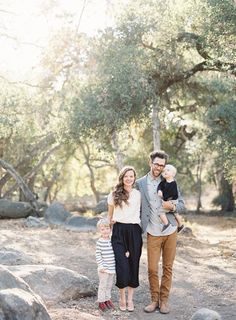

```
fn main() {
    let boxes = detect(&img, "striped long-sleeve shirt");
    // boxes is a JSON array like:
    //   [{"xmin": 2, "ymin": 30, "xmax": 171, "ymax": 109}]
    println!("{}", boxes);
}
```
[{"xmin": 95, "ymin": 238, "xmax": 116, "ymax": 274}]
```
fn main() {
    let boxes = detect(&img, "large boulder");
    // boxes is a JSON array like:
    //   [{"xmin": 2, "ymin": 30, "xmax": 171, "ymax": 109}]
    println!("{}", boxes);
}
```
[
  {"xmin": 0, "ymin": 265, "xmax": 51, "ymax": 320},
  {"xmin": 94, "ymin": 199, "xmax": 108, "ymax": 214},
  {"xmin": 0, "ymin": 199, "xmax": 33, "ymax": 219},
  {"xmin": 24, "ymin": 216, "xmax": 49, "ymax": 228},
  {"xmin": 0, "ymin": 247, "xmax": 34, "ymax": 265},
  {"xmin": 64, "ymin": 215, "xmax": 99, "ymax": 231},
  {"xmin": 191, "ymin": 308, "xmax": 221, "ymax": 320},
  {"xmin": 9, "ymin": 265, "xmax": 96, "ymax": 305},
  {"xmin": 44, "ymin": 202, "xmax": 72, "ymax": 225}
]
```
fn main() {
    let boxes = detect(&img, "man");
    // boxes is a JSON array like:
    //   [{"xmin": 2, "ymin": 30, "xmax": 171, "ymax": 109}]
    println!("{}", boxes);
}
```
[{"xmin": 136, "ymin": 150, "xmax": 185, "ymax": 314}]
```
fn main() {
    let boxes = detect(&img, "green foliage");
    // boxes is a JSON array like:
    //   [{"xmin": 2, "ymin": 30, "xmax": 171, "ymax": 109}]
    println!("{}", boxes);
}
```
[
  {"xmin": 69, "ymin": 31, "xmax": 153, "ymax": 145},
  {"xmin": 0, "ymin": 84, "xmax": 40, "ymax": 161},
  {"xmin": 67, "ymin": 0, "xmax": 236, "ymax": 202},
  {"xmin": 206, "ymin": 99, "xmax": 236, "ymax": 181},
  {"xmin": 0, "ymin": 0, "xmax": 235, "ymax": 208}
]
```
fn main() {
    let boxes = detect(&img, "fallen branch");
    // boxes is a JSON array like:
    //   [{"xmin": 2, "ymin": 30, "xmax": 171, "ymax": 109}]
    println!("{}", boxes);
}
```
[{"xmin": 0, "ymin": 159, "xmax": 40, "ymax": 216}]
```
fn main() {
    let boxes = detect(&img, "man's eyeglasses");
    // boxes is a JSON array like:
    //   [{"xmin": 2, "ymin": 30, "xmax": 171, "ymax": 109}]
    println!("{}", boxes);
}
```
[{"xmin": 152, "ymin": 162, "xmax": 165, "ymax": 168}]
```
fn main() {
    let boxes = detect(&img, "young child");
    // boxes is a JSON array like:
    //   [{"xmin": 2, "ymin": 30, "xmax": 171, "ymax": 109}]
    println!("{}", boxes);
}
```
[
  {"xmin": 157, "ymin": 164, "xmax": 184, "ymax": 233},
  {"xmin": 95, "ymin": 218, "xmax": 116, "ymax": 312}
]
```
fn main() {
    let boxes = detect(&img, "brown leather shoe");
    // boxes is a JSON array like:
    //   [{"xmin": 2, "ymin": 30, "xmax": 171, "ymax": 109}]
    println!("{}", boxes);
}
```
[
  {"xmin": 144, "ymin": 301, "xmax": 159, "ymax": 313},
  {"xmin": 160, "ymin": 301, "xmax": 170, "ymax": 314}
]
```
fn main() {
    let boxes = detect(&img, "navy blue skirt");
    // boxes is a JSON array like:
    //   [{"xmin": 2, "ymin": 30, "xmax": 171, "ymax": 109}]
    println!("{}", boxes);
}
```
[{"xmin": 111, "ymin": 222, "xmax": 142, "ymax": 289}]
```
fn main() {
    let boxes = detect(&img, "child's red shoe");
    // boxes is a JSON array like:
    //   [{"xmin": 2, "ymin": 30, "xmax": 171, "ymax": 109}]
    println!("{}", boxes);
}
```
[
  {"xmin": 98, "ymin": 302, "xmax": 107, "ymax": 312},
  {"xmin": 105, "ymin": 300, "xmax": 115, "ymax": 309}
]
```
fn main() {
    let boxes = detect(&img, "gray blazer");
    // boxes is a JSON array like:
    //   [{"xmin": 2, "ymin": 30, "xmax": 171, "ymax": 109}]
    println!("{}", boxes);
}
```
[{"xmin": 136, "ymin": 174, "xmax": 186, "ymax": 233}]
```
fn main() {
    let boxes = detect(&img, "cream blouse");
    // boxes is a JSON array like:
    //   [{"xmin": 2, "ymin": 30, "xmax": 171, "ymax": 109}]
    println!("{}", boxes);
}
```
[{"xmin": 107, "ymin": 189, "xmax": 141, "ymax": 224}]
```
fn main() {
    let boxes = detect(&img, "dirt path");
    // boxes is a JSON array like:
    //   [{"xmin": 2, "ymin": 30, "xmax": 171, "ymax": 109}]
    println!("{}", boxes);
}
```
[{"xmin": 1, "ymin": 214, "xmax": 236, "ymax": 320}]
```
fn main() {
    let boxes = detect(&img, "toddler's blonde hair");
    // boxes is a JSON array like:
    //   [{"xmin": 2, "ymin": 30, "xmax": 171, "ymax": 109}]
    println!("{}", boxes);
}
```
[
  {"xmin": 97, "ymin": 217, "xmax": 110, "ymax": 228},
  {"xmin": 165, "ymin": 164, "xmax": 177, "ymax": 177}
]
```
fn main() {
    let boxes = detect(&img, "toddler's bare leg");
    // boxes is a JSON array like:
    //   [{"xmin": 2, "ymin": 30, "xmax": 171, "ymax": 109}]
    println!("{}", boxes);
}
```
[{"xmin": 175, "ymin": 213, "xmax": 182, "ymax": 226}]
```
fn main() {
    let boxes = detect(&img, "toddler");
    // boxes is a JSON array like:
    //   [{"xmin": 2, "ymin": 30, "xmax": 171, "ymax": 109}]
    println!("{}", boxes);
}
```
[
  {"xmin": 157, "ymin": 164, "xmax": 184, "ymax": 233},
  {"xmin": 95, "ymin": 218, "xmax": 116, "ymax": 312}
]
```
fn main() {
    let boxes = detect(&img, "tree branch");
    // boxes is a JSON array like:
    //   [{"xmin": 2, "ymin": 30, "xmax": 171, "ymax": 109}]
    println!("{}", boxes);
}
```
[
  {"xmin": 0, "ymin": 159, "xmax": 40, "ymax": 215},
  {"xmin": 3, "ymin": 144, "xmax": 61, "ymax": 198},
  {"xmin": 0, "ymin": 133, "xmax": 56, "ymax": 192},
  {"xmin": 148, "ymin": 31, "xmax": 236, "ymax": 94},
  {"xmin": 0, "ymin": 75, "xmax": 51, "ymax": 89},
  {"xmin": 177, "ymin": 32, "xmax": 211, "ymax": 60},
  {"xmin": 154, "ymin": 60, "xmax": 236, "ymax": 94}
]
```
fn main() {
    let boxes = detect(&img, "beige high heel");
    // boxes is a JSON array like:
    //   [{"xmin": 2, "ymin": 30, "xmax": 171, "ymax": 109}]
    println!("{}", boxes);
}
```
[
  {"xmin": 119, "ymin": 299, "xmax": 126, "ymax": 311},
  {"xmin": 127, "ymin": 300, "xmax": 134, "ymax": 312}
]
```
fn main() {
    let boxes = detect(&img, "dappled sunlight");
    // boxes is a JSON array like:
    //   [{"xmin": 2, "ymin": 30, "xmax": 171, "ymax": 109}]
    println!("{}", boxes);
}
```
[
  {"xmin": 187, "ymin": 214, "xmax": 236, "ymax": 245},
  {"xmin": 0, "ymin": 213, "xmax": 235, "ymax": 319}
]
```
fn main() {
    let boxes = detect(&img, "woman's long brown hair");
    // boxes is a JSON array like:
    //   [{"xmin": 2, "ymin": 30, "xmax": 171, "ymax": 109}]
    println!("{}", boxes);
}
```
[{"xmin": 112, "ymin": 166, "xmax": 136, "ymax": 208}]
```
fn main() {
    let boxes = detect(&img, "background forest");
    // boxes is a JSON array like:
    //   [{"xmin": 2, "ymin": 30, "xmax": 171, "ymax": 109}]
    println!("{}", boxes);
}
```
[{"xmin": 0, "ymin": 0, "xmax": 235, "ymax": 214}]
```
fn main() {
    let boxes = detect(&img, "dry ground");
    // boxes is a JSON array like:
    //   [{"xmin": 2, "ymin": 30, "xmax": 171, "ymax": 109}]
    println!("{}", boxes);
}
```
[{"xmin": 0, "ymin": 213, "xmax": 236, "ymax": 320}]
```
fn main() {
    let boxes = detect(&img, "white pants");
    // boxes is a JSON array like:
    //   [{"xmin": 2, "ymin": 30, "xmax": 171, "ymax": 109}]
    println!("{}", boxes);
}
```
[{"xmin": 97, "ymin": 271, "xmax": 114, "ymax": 302}]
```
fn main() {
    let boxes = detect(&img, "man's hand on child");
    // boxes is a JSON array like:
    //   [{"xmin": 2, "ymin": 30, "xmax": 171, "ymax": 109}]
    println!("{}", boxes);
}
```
[{"xmin": 162, "ymin": 200, "xmax": 175, "ymax": 211}]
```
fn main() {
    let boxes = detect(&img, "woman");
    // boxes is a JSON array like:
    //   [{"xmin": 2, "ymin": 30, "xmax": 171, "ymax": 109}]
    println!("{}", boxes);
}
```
[{"xmin": 107, "ymin": 166, "xmax": 142, "ymax": 312}]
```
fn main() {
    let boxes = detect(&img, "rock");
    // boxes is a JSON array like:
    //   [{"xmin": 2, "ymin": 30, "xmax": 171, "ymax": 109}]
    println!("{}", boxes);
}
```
[
  {"xmin": 181, "ymin": 226, "xmax": 193, "ymax": 236},
  {"xmin": 37, "ymin": 201, "xmax": 48, "ymax": 217},
  {"xmin": 44, "ymin": 202, "xmax": 72, "ymax": 225},
  {"xmin": 0, "ymin": 247, "xmax": 34, "ymax": 265},
  {"xmin": 0, "ymin": 265, "xmax": 51, "ymax": 320},
  {"xmin": 191, "ymin": 308, "xmax": 221, "ymax": 320},
  {"xmin": 94, "ymin": 199, "xmax": 108, "ymax": 214},
  {"xmin": 24, "ymin": 216, "xmax": 49, "ymax": 228},
  {"xmin": 44, "ymin": 201, "xmax": 99, "ymax": 231},
  {"xmin": 0, "ymin": 288, "xmax": 51, "ymax": 320},
  {"xmin": 65, "ymin": 215, "xmax": 99, "ymax": 231},
  {"xmin": 9, "ymin": 265, "xmax": 96, "ymax": 306},
  {"xmin": 0, "ymin": 199, "xmax": 33, "ymax": 219}
]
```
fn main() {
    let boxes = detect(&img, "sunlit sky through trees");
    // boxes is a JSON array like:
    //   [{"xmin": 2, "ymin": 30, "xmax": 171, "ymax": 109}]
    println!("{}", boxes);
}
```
[{"xmin": 0, "ymin": 0, "xmax": 123, "ymax": 80}]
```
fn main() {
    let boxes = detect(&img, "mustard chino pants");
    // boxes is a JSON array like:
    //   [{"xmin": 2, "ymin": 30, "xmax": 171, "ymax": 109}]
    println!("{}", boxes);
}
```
[{"xmin": 147, "ymin": 231, "xmax": 177, "ymax": 303}]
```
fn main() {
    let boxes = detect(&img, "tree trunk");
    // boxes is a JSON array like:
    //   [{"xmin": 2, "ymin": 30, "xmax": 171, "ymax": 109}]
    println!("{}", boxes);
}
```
[
  {"xmin": 0, "ymin": 134, "xmax": 56, "ymax": 196},
  {"xmin": 3, "ymin": 145, "xmax": 61, "ymax": 198},
  {"xmin": 196, "ymin": 156, "xmax": 203, "ymax": 213},
  {"xmin": 219, "ymin": 174, "xmax": 235, "ymax": 212},
  {"xmin": 79, "ymin": 143, "xmax": 100, "ymax": 204},
  {"xmin": 0, "ymin": 159, "xmax": 39, "ymax": 215},
  {"xmin": 19, "ymin": 176, "xmax": 36, "ymax": 202},
  {"xmin": 111, "ymin": 131, "xmax": 124, "ymax": 171},
  {"xmin": 43, "ymin": 172, "xmax": 60, "ymax": 203},
  {"xmin": 151, "ymin": 100, "xmax": 161, "ymax": 150}
]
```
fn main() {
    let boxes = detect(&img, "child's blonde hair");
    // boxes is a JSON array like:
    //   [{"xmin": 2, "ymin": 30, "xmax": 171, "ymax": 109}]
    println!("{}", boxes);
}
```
[
  {"xmin": 97, "ymin": 217, "xmax": 110, "ymax": 229},
  {"xmin": 165, "ymin": 164, "xmax": 177, "ymax": 177}
]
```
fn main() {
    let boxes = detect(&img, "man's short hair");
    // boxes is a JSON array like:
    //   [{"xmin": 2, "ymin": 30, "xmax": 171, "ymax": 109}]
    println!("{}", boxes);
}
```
[{"xmin": 149, "ymin": 150, "xmax": 168, "ymax": 163}]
